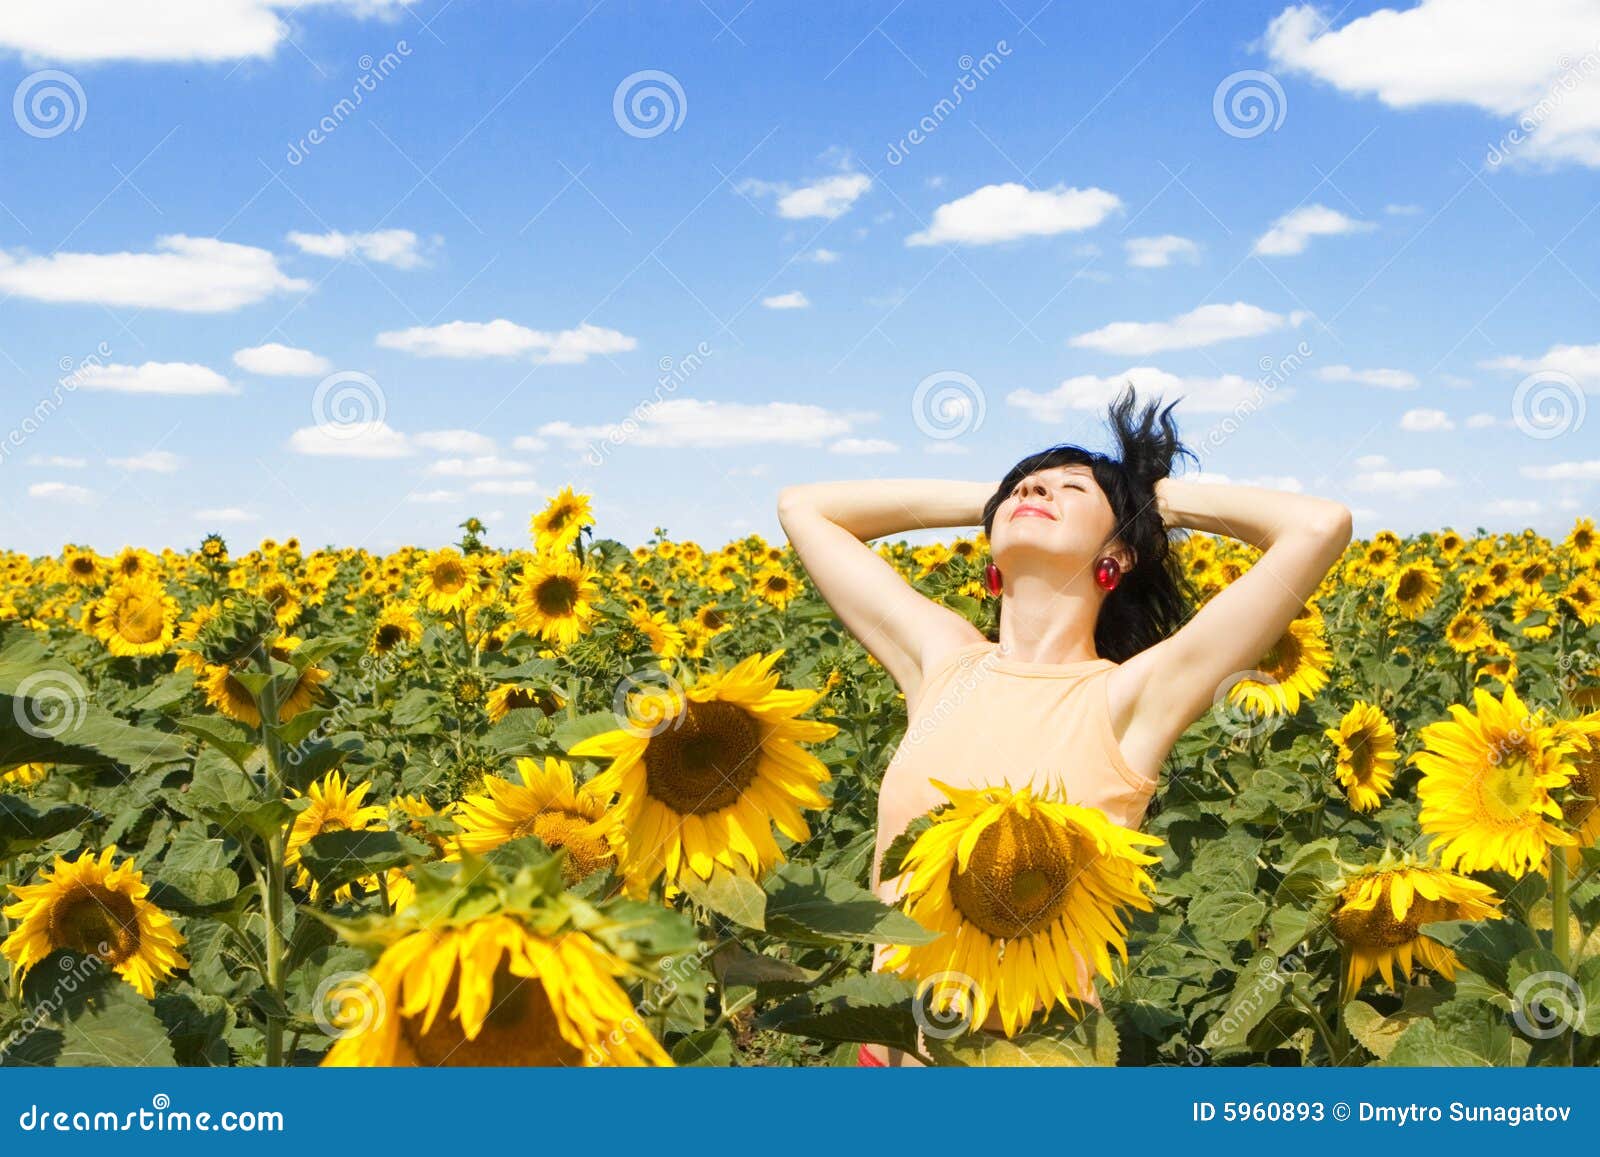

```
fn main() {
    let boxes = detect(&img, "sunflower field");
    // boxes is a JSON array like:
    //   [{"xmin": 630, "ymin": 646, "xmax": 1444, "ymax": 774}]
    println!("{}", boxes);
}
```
[{"xmin": 2, "ymin": 491, "xmax": 1599, "ymax": 1068}]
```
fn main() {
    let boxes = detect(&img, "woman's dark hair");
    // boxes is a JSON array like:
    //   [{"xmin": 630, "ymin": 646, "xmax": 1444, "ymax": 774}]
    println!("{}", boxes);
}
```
[{"xmin": 981, "ymin": 387, "xmax": 1194, "ymax": 662}]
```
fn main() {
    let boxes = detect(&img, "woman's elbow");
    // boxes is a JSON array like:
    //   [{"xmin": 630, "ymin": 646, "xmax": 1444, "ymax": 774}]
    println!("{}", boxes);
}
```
[{"xmin": 1315, "ymin": 502, "xmax": 1353, "ymax": 554}]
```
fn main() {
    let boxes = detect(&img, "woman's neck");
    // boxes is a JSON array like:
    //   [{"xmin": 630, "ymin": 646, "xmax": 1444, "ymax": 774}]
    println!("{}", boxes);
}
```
[{"xmin": 994, "ymin": 573, "xmax": 1101, "ymax": 664}]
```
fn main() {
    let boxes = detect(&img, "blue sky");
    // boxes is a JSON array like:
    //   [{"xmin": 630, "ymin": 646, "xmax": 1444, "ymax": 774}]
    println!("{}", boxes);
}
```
[{"xmin": 0, "ymin": 0, "xmax": 1595, "ymax": 556}]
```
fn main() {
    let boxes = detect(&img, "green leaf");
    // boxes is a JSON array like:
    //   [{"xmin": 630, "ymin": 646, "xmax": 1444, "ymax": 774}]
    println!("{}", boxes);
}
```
[
  {"xmin": 556, "ymin": 710, "xmax": 624, "ymax": 753},
  {"xmin": 680, "ymin": 871, "xmax": 767, "ymax": 930},
  {"xmin": 1344, "ymin": 988, "xmax": 1448, "ymax": 1061},
  {"xmin": 670, "ymin": 1028, "xmax": 733, "ymax": 1066},
  {"xmin": 13, "ymin": 954, "xmax": 176, "ymax": 1067},
  {"xmin": 708, "ymin": 941, "xmax": 815, "ymax": 1000},
  {"xmin": 758, "ymin": 973, "xmax": 921, "ymax": 1053},
  {"xmin": 299, "ymin": 829, "xmax": 430, "ymax": 892},
  {"xmin": 1201, "ymin": 950, "xmax": 1295, "ymax": 1051},
  {"xmin": 175, "ymin": 715, "xmax": 256, "ymax": 769},
  {"xmin": 1384, "ymin": 998, "xmax": 1530, "ymax": 1067},
  {"xmin": 763, "ymin": 863, "xmax": 936, "ymax": 947},
  {"xmin": 0, "ymin": 795, "xmax": 97, "ymax": 858},
  {"xmin": 390, "ymin": 688, "xmax": 445, "ymax": 729},
  {"xmin": 928, "ymin": 1010, "xmax": 1121, "ymax": 1067},
  {"xmin": 878, "ymin": 814, "xmax": 931, "ymax": 882},
  {"xmin": 1187, "ymin": 889, "xmax": 1268, "ymax": 948}
]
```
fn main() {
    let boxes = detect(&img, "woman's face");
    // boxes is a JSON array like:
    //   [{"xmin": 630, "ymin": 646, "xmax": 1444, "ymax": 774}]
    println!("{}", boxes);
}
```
[{"xmin": 989, "ymin": 464, "xmax": 1119, "ymax": 574}]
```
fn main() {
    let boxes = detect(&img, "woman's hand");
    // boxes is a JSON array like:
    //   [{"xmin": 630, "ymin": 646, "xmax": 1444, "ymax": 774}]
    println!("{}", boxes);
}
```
[
  {"xmin": 1108, "ymin": 477, "xmax": 1353, "ymax": 773},
  {"xmin": 777, "ymin": 480, "xmax": 990, "ymax": 701}
]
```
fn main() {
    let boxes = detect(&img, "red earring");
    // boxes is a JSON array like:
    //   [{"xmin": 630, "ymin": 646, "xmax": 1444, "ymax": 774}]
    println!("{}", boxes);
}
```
[
  {"xmin": 983, "ymin": 563, "xmax": 1003, "ymax": 596},
  {"xmin": 1094, "ymin": 556, "xmax": 1122, "ymax": 591}
]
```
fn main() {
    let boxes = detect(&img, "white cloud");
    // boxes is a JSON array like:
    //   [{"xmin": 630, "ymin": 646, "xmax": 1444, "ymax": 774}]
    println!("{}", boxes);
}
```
[
  {"xmin": 1008, "ymin": 366, "xmax": 1287, "ymax": 422},
  {"xmin": 1317, "ymin": 364, "xmax": 1419, "ymax": 389},
  {"xmin": 29, "ymin": 481, "xmax": 92, "ymax": 502},
  {"xmin": 287, "ymin": 229, "xmax": 428, "ymax": 269},
  {"xmin": 1486, "ymin": 498, "xmax": 1543, "ymax": 517},
  {"xmin": 762, "ymin": 291, "xmax": 810, "ymax": 310},
  {"xmin": 804, "ymin": 248, "xmax": 841, "ymax": 264},
  {"xmin": 1400, "ymin": 408, "xmax": 1455, "ymax": 432},
  {"xmin": 740, "ymin": 173, "xmax": 873, "ymax": 220},
  {"xmin": 829, "ymin": 437, "xmax": 898, "ymax": 455},
  {"xmin": 0, "ymin": 1, "xmax": 409, "ymax": 63},
  {"xmin": 195, "ymin": 507, "xmax": 257, "ymax": 523},
  {"xmin": 540, "ymin": 399, "xmax": 857, "ymax": 449},
  {"xmin": 1125, "ymin": 235, "xmax": 1200, "ymax": 268},
  {"xmin": 1264, "ymin": 0, "xmax": 1600, "ymax": 169},
  {"xmin": 1190, "ymin": 473, "xmax": 1305, "ymax": 491},
  {"xmin": 1355, "ymin": 453, "xmax": 1389, "ymax": 470},
  {"xmin": 1483, "ymin": 342, "xmax": 1600, "ymax": 388},
  {"xmin": 232, "ymin": 343, "xmax": 332, "ymax": 377},
  {"xmin": 0, "ymin": 236, "xmax": 307, "ymax": 312},
  {"xmin": 27, "ymin": 455, "xmax": 85, "ymax": 468},
  {"xmin": 1069, "ymin": 302, "xmax": 1294, "ymax": 355},
  {"xmin": 406, "ymin": 490, "xmax": 461, "ymax": 504},
  {"xmin": 469, "ymin": 479, "xmax": 541, "ymax": 495},
  {"xmin": 110, "ymin": 450, "xmax": 182, "ymax": 472},
  {"xmin": 907, "ymin": 183, "xmax": 1122, "ymax": 246},
  {"xmin": 1253, "ymin": 204, "xmax": 1374, "ymax": 256},
  {"xmin": 287, "ymin": 421, "xmax": 412, "ymax": 458},
  {"xmin": 1523, "ymin": 460, "xmax": 1600, "ymax": 481},
  {"xmin": 426, "ymin": 456, "xmax": 531, "ymax": 478},
  {"xmin": 376, "ymin": 319, "xmax": 636, "ymax": 364},
  {"xmin": 512, "ymin": 435, "xmax": 547, "ymax": 452},
  {"xmin": 1466, "ymin": 412, "xmax": 1501, "ymax": 429},
  {"xmin": 1350, "ymin": 464, "xmax": 1455, "ymax": 494},
  {"xmin": 412, "ymin": 429, "xmax": 496, "ymax": 455},
  {"xmin": 76, "ymin": 362, "xmax": 236, "ymax": 396}
]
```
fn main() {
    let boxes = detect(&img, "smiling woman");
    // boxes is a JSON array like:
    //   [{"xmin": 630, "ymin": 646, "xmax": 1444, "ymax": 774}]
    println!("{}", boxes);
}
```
[{"xmin": 777, "ymin": 388, "xmax": 1354, "ymax": 1063}]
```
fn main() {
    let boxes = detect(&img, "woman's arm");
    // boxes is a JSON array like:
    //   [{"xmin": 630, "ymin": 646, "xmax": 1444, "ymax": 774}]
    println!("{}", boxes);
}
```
[
  {"xmin": 777, "ymin": 480, "xmax": 990, "ymax": 698},
  {"xmin": 1109, "ymin": 478, "xmax": 1353, "ymax": 772}
]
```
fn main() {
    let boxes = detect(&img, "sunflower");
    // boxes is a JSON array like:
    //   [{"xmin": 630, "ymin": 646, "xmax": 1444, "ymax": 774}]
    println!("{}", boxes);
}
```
[
  {"xmin": 1386, "ymin": 559, "xmax": 1442, "ymax": 620},
  {"xmin": 752, "ymin": 567, "xmax": 800, "ymax": 610},
  {"xmin": 513, "ymin": 551, "xmax": 599, "ymax": 645},
  {"xmin": 453, "ymin": 757, "xmax": 617, "ymax": 883},
  {"xmin": 530, "ymin": 486, "xmax": 593, "ymax": 554},
  {"xmin": 1359, "ymin": 539, "xmax": 1400, "ymax": 578},
  {"xmin": 1227, "ymin": 615, "xmax": 1331, "ymax": 717},
  {"xmin": 1443, "ymin": 610, "xmax": 1493, "ymax": 654},
  {"xmin": 285, "ymin": 770, "xmax": 389, "ymax": 902},
  {"xmin": 321, "ymin": 914, "xmax": 670, "ymax": 1067},
  {"xmin": 0, "ymin": 762, "xmax": 50, "ymax": 788},
  {"xmin": 371, "ymin": 602, "xmax": 423, "ymax": 653},
  {"xmin": 383, "ymin": 795, "xmax": 453, "ymax": 915},
  {"xmin": 570, "ymin": 651, "xmax": 836, "ymax": 894},
  {"xmin": 416, "ymin": 549, "xmax": 480, "ymax": 615},
  {"xmin": 1565, "ymin": 517, "xmax": 1599, "ymax": 567},
  {"xmin": 1512, "ymin": 590, "xmax": 1556, "ymax": 641},
  {"xmin": 882, "ymin": 780, "xmax": 1162, "ymax": 1037},
  {"xmin": 1412, "ymin": 685, "xmax": 1582, "ymax": 877},
  {"xmin": 60, "ymin": 547, "xmax": 103, "ymax": 587},
  {"xmin": 91, "ymin": 577, "xmax": 179, "ymax": 657},
  {"xmin": 1562, "ymin": 577, "xmax": 1600, "ymax": 628},
  {"xmin": 485, "ymin": 683, "xmax": 564, "ymax": 722},
  {"xmin": 1325, "ymin": 702, "xmax": 1398, "ymax": 813},
  {"xmin": 1555, "ymin": 715, "xmax": 1600, "ymax": 863},
  {"xmin": 199, "ymin": 637, "xmax": 329, "ymax": 727},
  {"xmin": 1328, "ymin": 858, "xmax": 1503, "ymax": 994},
  {"xmin": 2, "ymin": 846, "xmax": 189, "ymax": 1000},
  {"xmin": 628, "ymin": 606, "xmax": 684, "ymax": 659}
]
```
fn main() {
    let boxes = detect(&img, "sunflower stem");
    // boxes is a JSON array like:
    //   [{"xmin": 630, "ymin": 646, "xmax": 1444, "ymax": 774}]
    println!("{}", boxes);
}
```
[
  {"xmin": 256, "ymin": 654, "xmax": 290, "ymax": 1068},
  {"xmin": 1551, "ymin": 849, "xmax": 1572, "ymax": 977}
]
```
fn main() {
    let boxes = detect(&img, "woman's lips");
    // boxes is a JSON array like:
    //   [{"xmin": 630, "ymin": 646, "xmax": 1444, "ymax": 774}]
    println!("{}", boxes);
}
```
[{"xmin": 1010, "ymin": 503, "xmax": 1056, "ymax": 521}]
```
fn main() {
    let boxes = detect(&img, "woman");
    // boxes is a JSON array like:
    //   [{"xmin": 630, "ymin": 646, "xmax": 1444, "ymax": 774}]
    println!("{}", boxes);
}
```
[{"xmin": 777, "ymin": 390, "xmax": 1352, "ymax": 1064}]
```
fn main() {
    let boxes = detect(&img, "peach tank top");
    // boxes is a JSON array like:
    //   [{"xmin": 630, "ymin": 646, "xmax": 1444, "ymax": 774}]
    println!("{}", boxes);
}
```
[
  {"xmin": 870, "ymin": 639, "xmax": 1160, "ymax": 1022},
  {"xmin": 872, "ymin": 639, "xmax": 1159, "ymax": 892}
]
